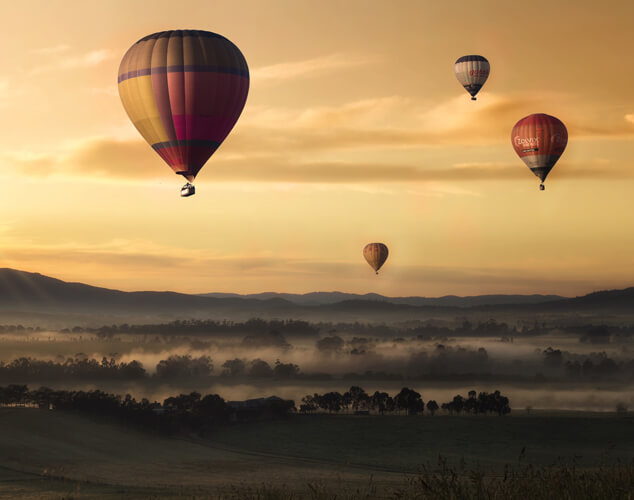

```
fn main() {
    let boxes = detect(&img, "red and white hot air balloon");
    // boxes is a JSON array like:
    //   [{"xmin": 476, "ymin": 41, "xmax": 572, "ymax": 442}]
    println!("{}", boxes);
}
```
[
  {"xmin": 511, "ymin": 113, "xmax": 567, "ymax": 190},
  {"xmin": 454, "ymin": 55, "xmax": 490, "ymax": 101}
]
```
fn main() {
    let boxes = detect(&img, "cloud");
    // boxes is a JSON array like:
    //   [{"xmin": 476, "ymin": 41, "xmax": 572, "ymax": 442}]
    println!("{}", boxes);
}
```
[
  {"xmin": 88, "ymin": 85, "xmax": 118, "ymax": 97},
  {"xmin": 0, "ymin": 243, "xmax": 618, "ymax": 297},
  {"xmin": 4, "ymin": 135, "xmax": 630, "ymax": 184},
  {"xmin": 230, "ymin": 93, "xmax": 557, "ymax": 155},
  {"xmin": 238, "ymin": 93, "xmax": 634, "ymax": 154},
  {"xmin": 4, "ymin": 91, "xmax": 633, "ymax": 183},
  {"xmin": 30, "ymin": 49, "xmax": 114, "ymax": 74},
  {"xmin": 0, "ymin": 136, "xmax": 527, "ymax": 183},
  {"xmin": 0, "ymin": 77, "xmax": 26, "ymax": 107},
  {"xmin": 251, "ymin": 53, "xmax": 376, "ymax": 83},
  {"xmin": 31, "ymin": 44, "xmax": 71, "ymax": 55}
]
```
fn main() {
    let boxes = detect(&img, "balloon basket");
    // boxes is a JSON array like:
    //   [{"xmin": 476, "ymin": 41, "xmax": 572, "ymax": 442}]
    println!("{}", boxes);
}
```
[
  {"xmin": 471, "ymin": 97, "xmax": 477, "ymax": 101},
  {"xmin": 181, "ymin": 183, "xmax": 196, "ymax": 197},
  {"xmin": 539, "ymin": 184, "xmax": 545, "ymax": 191}
]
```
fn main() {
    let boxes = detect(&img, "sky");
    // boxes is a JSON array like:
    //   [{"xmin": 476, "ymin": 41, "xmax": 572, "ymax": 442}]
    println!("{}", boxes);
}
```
[{"xmin": 1, "ymin": 0, "xmax": 634, "ymax": 296}]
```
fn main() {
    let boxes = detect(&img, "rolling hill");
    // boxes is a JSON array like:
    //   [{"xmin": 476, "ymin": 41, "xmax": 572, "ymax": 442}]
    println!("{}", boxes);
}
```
[{"xmin": 0, "ymin": 268, "xmax": 632, "ymax": 326}]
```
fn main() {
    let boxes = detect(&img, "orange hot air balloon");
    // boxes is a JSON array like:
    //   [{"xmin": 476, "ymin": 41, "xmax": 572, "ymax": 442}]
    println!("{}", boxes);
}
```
[
  {"xmin": 363, "ymin": 243, "xmax": 389, "ymax": 275},
  {"xmin": 511, "ymin": 113, "xmax": 567, "ymax": 190},
  {"xmin": 118, "ymin": 30, "xmax": 249, "ymax": 197}
]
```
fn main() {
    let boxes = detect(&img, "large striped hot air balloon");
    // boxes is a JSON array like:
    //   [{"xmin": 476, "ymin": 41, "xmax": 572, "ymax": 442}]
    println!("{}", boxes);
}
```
[
  {"xmin": 511, "ymin": 113, "xmax": 567, "ymax": 190},
  {"xmin": 454, "ymin": 55, "xmax": 489, "ymax": 101},
  {"xmin": 363, "ymin": 243, "xmax": 389, "ymax": 275},
  {"xmin": 118, "ymin": 30, "xmax": 249, "ymax": 197}
]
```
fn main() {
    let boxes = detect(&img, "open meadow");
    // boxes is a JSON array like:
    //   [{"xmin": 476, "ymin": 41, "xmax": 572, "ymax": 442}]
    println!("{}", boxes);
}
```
[{"xmin": 0, "ymin": 407, "xmax": 632, "ymax": 499}]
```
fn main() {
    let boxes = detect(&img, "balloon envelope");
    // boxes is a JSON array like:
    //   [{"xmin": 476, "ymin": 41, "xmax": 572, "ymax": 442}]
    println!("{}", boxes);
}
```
[
  {"xmin": 511, "ymin": 113, "xmax": 567, "ymax": 184},
  {"xmin": 363, "ymin": 243, "xmax": 389, "ymax": 274},
  {"xmin": 118, "ymin": 30, "xmax": 249, "ymax": 182},
  {"xmin": 454, "ymin": 55, "xmax": 489, "ymax": 100}
]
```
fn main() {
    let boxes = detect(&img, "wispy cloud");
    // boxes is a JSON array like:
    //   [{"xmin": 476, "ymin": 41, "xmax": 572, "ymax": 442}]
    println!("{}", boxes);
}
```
[
  {"xmin": 88, "ymin": 85, "xmax": 118, "ymax": 97},
  {"xmin": 30, "ymin": 48, "xmax": 114, "ymax": 75},
  {"xmin": 0, "ymin": 243, "xmax": 617, "ymax": 296},
  {"xmin": 4, "ymin": 136, "xmax": 629, "ymax": 184},
  {"xmin": 0, "ymin": 77, "xmax": 26, "ymax": 107},
  {"xmin": 251, "ymin": 53, "xmax": 377, "ymax": 82},
  {"xmin": 31, "ymin": 44, "xmax": 71, "ymax": 55},
  {"xmin": 5, "ymin": 92, "xmax": 633, "ymax": 183}
]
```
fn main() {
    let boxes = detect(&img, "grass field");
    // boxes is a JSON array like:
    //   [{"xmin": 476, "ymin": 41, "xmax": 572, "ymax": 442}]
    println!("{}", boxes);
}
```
[
  {"xmin": 204, "ymin": 411, "xmax": 634, "ymax": 471},
  {"xmin": 0, "ymin": 408, "xmax": 632, "ymax": 498}
]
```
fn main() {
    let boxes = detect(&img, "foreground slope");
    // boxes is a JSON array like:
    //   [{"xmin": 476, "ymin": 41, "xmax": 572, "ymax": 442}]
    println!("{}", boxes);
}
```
[{"xmin": 0, "ymin": 408, "xmax": 632, "ymax": 498}]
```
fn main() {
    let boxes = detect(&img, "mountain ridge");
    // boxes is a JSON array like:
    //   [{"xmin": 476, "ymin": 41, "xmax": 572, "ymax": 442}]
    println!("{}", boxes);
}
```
[
  {"xmin": 0, "ymin": 268, "xmax": 632, "ymax": 324},
  {"xmin": 199, "ymin": 291, "xmax": 567, "ymax": 307}
]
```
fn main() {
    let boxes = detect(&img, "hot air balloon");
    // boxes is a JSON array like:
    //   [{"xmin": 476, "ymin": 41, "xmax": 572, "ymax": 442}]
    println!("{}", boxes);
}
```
[
  {"xmin": 363, "ymin": 243, "xmax": 389, "ymax": 275},
  {"xmin": 454, "ymin": 55, "xmax": 489, "ymax": 101},
  {"xmin": 511, "ymin": 113, "xmax": 567, "ymax": 190},
  {"xmin": 118, "ymin": 30, "xmax": 249, "ymax": 197}
]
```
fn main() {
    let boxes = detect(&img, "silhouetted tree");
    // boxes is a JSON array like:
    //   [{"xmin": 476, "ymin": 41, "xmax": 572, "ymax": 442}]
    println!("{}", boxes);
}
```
[
  {"xmin": 273, "ymin": 360, "xmax": 300, "ymax": 379},
  {"xmin": 370, "ymin": 391, "xmax": 392, "ymax": 415},
  {"xmin": 221, "ymin": 358, "xmax": 246, "ymax": 377},
  {"xmin": 346, "ymin": 386, "xmax": 370, "ymax": 411},
  {"xmin": 426, "ymin": 400, "xmax": 439, "ymax": 416},
  {"xmin": 248, "ymin": 359, "xmax": 273, "ymax": 378},
  {"xmin": 155, "ymin": 355, "xmax": 213, "ymax": 379},
  {"xmin": 394, "ymin": 387, "xmax": 424, "ymax": 415},
  {"xmin": 316, "ymin": 336, "xmax": 344, "ymax": 353}
]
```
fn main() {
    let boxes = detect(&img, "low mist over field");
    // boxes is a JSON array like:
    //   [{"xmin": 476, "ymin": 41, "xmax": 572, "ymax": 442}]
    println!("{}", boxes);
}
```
[{"xmin": 2, "ymin": 307, "xmax": 633, "ymax": 411}]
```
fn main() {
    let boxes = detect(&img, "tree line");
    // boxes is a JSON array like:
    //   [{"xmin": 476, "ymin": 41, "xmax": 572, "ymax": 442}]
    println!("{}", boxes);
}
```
[
  {"xmin": 0, "ymin": 355, "xmax": 303, "ymax": 383},
  {"xmin": 61, "ymin": 318, "xmax": 319, "ymax": 338},
  {"xmin": 0, "ymin": 384, "xmax": 294, "ymax": 434},
  {"xmin": 2, "ymin": 347, "xmax": 631, "ymax": 385},
  {"xmin": 300, "ymin": 386, "xmax": 511, "ymax": 416},
  {"xmin": 3, "ymin": 318, "xmax": 634, "ymax": 342}
]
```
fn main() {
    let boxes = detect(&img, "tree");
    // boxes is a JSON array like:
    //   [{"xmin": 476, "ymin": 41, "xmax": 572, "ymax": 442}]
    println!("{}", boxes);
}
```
[
  {"xmin": 318, "ymin": 392, "xmax": 343, "ymax": 413},
  {"xmin": 155, "ymin": 355, "xmax": 213, "ymax": 379},
  {"xmin": 222, "ymin": 358, "xmax": 246, "ymax": 377},
  {"xmin": 300, "ymin": 394, "xmax": 318, "ymax": 414},
  {"xmin": 464, "ymin": 390, "xmax": 477, "ymax": 413},
  {"xmin": 394, "ymin": 387, "xmax": 424, "ymax": 415},
  {"xmin": 273, "ymin": 360, "xmax": 300, "ymax": 379},
  {"xmin": 426, "ymin": 400, "xmax": 439, "ymax": 416},
  {"xmin": 371, "ymin": 391, "xmax": 390, "ymax": 415},
  {"xmin": 316, "ymin": 336, "xmax": 344, "ymax": 353},
  {"xmin": 346, "ymin": 386, "xmax": 369, "ymax": 412},
  {"xmin": 248, "ymin": 359, "xmax": 273, "ymax": 378}
]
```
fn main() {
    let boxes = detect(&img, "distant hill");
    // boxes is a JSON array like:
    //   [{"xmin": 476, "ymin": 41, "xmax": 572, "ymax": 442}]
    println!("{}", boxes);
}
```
[
  {"xmin": 200, "ymin": 291, "xmax": 566, "ymax": 307},
  {"xmin": 538, "ymin": 287, "xmax": 634, "ymax": 312},
  {"xmin": 0, "ymin": 268, "xmax": 296, "ymax": 320},
  {"xmin": 0, "ymin": 268, "xmax": 632, "ymax": 326}
]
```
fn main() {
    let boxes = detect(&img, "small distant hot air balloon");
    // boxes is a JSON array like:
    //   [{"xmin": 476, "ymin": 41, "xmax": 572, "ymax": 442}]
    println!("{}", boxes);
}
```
[
  {"xmin": 363, "ymin": 243, "xmax": 389, "ymax": 275},
  {"xmin": 511, "ymin": 113, "xmax": 567, "ymax": 190},
  {"xmin": 454, "ymin": 55, "xmax": 489, "ymax": 101},
  {"xmin": 118, "ymin": 30, "xmax": 249, "ymax": 197}
]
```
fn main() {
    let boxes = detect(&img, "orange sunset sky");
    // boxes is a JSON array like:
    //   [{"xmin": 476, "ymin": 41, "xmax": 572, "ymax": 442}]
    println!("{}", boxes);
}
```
[{"xmin": 1, "ymin": 0, "xmax": 634, "ymax": 296}]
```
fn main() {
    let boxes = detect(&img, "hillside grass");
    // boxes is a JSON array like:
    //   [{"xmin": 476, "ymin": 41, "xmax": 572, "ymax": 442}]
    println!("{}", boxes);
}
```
[
  {"xmin": 205, "ymin": 412, "xmax": 634, "ymax": 471},
  {"xmin": 0, "ymin": 408, "xmax": 632, "ymax": 498}
]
